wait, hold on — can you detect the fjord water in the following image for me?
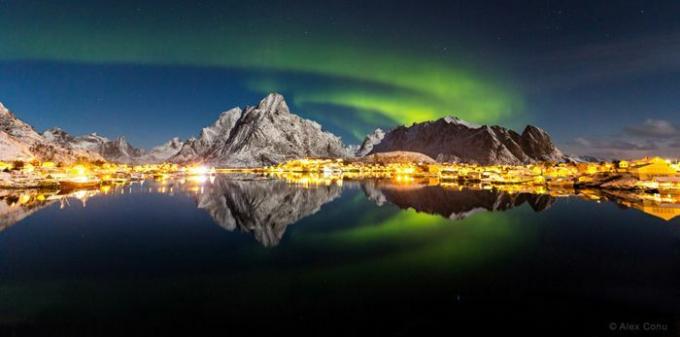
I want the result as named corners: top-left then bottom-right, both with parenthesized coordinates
top-left (0, 176), bottom-right (679, 336)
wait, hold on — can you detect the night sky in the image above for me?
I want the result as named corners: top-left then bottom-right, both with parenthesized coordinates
top-left (1, 0), bottom-right (680, 159)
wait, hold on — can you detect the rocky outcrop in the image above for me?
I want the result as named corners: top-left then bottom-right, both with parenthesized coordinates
top-left (519, 125), bottom-right (564, 162)
top-left (142, 137), bottom-right (184, 163)
top-left (368, 116), bottom-right (565, 165)
top-left (355, 128), bottom-right (385, 157)
top-left (99, 137), bottom-right (144, 163)
top-left (170, 107), bottom-right (242, 163)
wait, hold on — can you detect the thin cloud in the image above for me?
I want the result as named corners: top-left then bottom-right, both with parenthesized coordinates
top-left (624, 119), bottom-right (679, 138)
top-left (568, 118), bottom-right (680, 159)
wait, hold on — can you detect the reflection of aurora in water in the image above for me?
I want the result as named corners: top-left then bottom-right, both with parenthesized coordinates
top-left (1, 174), bottom-right (679, 246)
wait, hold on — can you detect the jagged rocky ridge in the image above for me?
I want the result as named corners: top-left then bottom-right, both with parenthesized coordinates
top-left (364, 116), bottom-right (566, 165)
top-left (0, 100), bottom-right (171, 163)
top-left (170, 107), bottom-right (243, 163)
top-left (355, 128), bottom-right (385, 157)
top-left (42, 128), bottom-right (181, 164)
top-left (171, 93), bottom-right (350, 167)
top-left (0, 103), bottom-right (92, 162)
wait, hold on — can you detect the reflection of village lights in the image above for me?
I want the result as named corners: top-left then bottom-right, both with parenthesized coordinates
top-left (1, 155), bottom-right (679, 218)
top-left (2, 160), bottom-right (680, 222)
top-left (394, 174), bottom-right (414, 183)
top-left (73, 190), bottom-right (88, 200)
top-left (190, 175), bottom-right (209, 184)
top-left (395, 167), bottom-right (416, 175)
top-left (72, 190), bottom-right (91, 207)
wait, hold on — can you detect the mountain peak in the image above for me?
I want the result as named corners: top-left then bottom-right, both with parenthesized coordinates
top-left (441, 116), bottom-right (482, 129)
top-left (42, 127), bottom-right (74, 143)
top-left (356, 128), bottom-right (386, 157)
top-left (216, 107), bottom-right (242, 123)
top-left (172, 93), bottom-right (347, 167)
top-left (0, 102), bottom-right (10, 116)
top-left (369, 117), bottom-right (565, 165)
top-left (255, 92), bottom-right (290, 115)
top-left (521, 125), bottom-right (552, 144)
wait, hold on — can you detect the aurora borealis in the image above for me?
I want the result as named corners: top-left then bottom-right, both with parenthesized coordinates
top-left (1, 0), bottom-right (680, 158)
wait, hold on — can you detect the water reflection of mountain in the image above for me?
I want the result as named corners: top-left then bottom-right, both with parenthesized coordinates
top-left (0, 191), bottom-right (57, 231)
top-left (1, 175), bottom-right (679, 248)
top-left (362, 181), bottom-right (555, 220)
top-left (197, 176), bottom-right (342, 247)
top-left (0, 188), bottom-right (108, 232)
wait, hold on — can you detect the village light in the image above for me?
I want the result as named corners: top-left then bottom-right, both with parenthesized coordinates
top-left (188, 165), bottom-right (214, 175)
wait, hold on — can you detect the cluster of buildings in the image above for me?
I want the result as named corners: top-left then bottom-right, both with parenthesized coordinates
top-left (1, 155), bottom-right (678, 192)
top-left (0, 160), bottom-right (212, 189)
top-left (1, 156), bottom-right (680, 222)
top-left (267, 157), bottom-right (680, 191)
top-left (266, 158), bottom-right (680, 221)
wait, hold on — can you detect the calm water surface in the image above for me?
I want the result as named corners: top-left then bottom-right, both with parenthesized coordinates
top-left (0, 175), bottom-right (679, 336)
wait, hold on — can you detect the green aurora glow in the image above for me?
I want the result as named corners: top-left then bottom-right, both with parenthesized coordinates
top-left (0, 2), bottom-right (524, 139)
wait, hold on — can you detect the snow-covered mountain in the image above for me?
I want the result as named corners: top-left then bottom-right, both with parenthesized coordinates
top-left (42, 128), bottom-right (108, 162)
top-left (171, 93), bottom-right (350, 167)
top-left (0, 131), bottom-right (34, 161)
top-left (43, 127), bottom-right (183, 164)
top-left (99, 137), bottom-right (145, 163)
top-left (0, 103), bottom-right (89, 162)
top-left (0, 102), bottom-right (44, 144)
top-left (1, 96), bottom-right (568, 167)
top-left (364, 116), bottom-right (566, 165)
top-left (142, 137), bottom-right (184, 163)
top-left (170, 107), bottom-right (242, 163)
